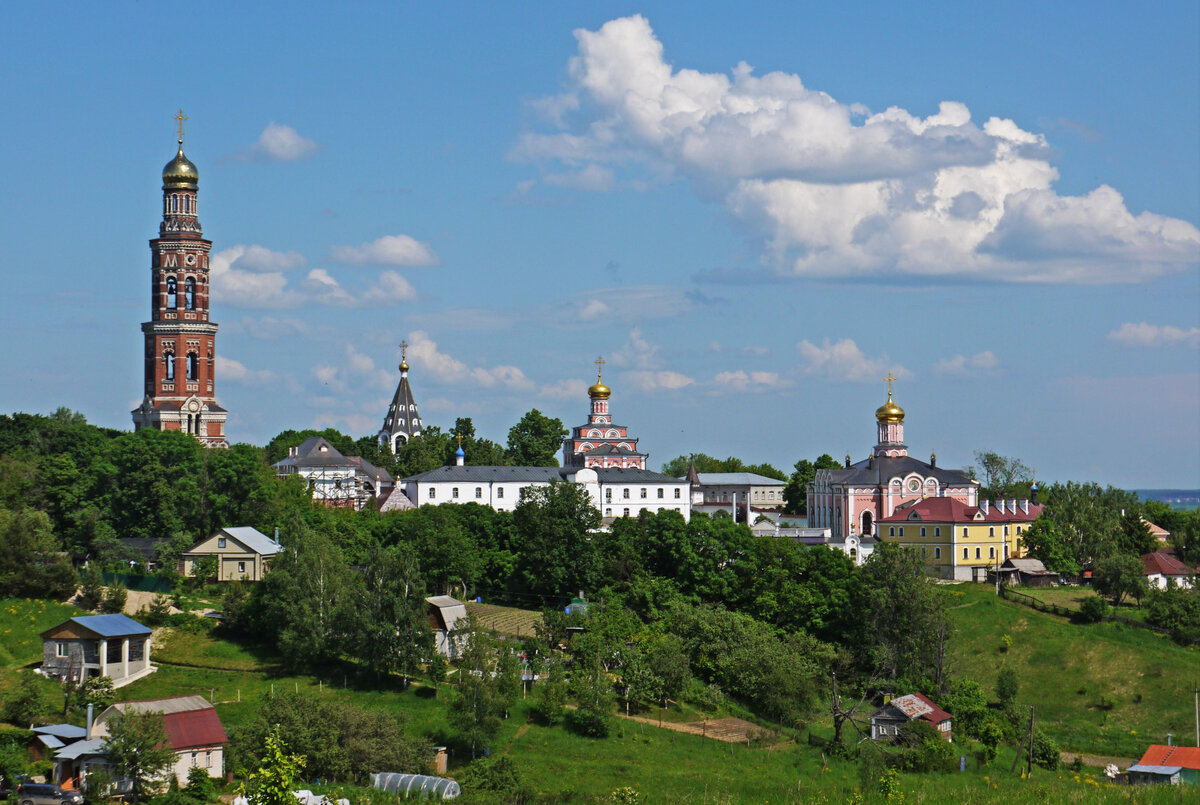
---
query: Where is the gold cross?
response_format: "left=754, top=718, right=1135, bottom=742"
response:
left=883, top=372, right=897, bottom=396
left=456, top=434, right=463, bottom=446
left=399, top=339, right=408, bottom=359
left=595, top=355, right=605, bottom=379
left=174, top=109, right=188, bottom=143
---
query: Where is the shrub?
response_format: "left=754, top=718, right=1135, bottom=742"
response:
left=457, top=757, right=532, bottom=802
left=529, top=664, right=567, bottom=726
left=78, top=565, right=105, bottom=610
left=995, top=667, right=1018, bottom=710
left=100, top=583, right=128, bottom=614
left=1031, top=727, right=1060, bottom=770
left=1078, top=595, right=1108, bottom=623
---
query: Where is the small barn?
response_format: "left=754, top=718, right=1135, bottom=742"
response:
left=1128, top=745, right=1200, bottom=786
left=997, top=557, right=1058, bottom=587
left=870, top=693, right=953, bottom=742
left=425, top=596, right=468, bottom=660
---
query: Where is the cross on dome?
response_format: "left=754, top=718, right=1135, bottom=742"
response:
left=174, top=109, right=188, bottom=144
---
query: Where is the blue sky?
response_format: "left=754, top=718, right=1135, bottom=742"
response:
left=1, top=1, right=1197, bottom=488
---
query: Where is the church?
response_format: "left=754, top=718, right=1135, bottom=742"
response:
left=131, top=112, right=229, bottom=447
left=806, top=377, right=978, bottom=547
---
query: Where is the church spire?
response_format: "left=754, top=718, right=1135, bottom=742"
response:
left=874, top=373, right=907, bottom=458
left=379, top=340, right=422, bottom=452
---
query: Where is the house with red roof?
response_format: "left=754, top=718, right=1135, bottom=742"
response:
left=870, top=693, right=953, bottom=742
left=878, top=496, right=1042, bottom=581
left=94, top=696, right=227, bottom=785
left=1127, top=744, right=1200, bottom=786
left=1140, top=551, right=1196, bottom=590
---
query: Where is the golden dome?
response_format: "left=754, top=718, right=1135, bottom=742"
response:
left=162, top=145, right=198, bottom=189
left=588, top=379, right=611, bottom=399
left=876, top=391, right=905, bottom=423
left=399, top=359, right=410, bottom=372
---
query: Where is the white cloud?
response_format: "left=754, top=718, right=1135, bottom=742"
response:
left=544, top=164, right=615, bottom=192
left=216, top=356, right=277, bottom=384
left=1107, top=322, right=1200, bottom=348
left=330, top=235, right=440, bottom=267
left=741, top=345, right=769, bottom=356
left=565, top=286, right=700, bottom=325
left=516, top=15, right=1200, bottom=283
left=211, top=245, right=421, bottom=309
left=611, top=327, right=660, bottom=369
left=227, top=316, right=308, bottom=340
left=246, top=122, right=318, bottom=161
left=625, top=370, right=695, bottom=391
left=934, top=351, right=1002, bottom=376
left=405, top=330, right=535, bottom=392
left=712, top=370, right=789, bottom=391
left=796, top=338, right=911, bottom=383
left=579, top=299, right=611, bottom=321
left=539, top=378, right=590, bottom=400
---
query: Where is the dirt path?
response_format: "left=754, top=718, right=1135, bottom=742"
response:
left=502, top=723, right=531, bottom=755
left=1060, top=751, right=1134, bottom=769
left=618, top=714, right=773, bottom=744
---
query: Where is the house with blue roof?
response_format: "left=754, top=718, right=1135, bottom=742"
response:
left=40, top=614, right=154, bottom=688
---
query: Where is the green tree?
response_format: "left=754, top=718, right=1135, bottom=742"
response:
left=78, top=564, right=105, bottom=610
left=505, top=409, right=566, bottom=467
left=73, top=676, right=115, bottom=713
left=1117, top=510, right=1156, bottom=557
left=100, top=583, right=128, bottom=614
left=782, top=454, right=840, bottom=515
left=103, top=709, right=176, bottom=804
left=0, top=508, right=77, bottom=599
left=4, top=672, right=50, bottom=726
left=1093, top=553, right=1148, bottom=606
left=530, top=660, right=568, bottom=725
left=240, top=729, right=305, bottom=805
left=1020, top=517, right=1080, bottom=575
left=972, top=451, right=1033, bottom=500
left=995, top=667, right=1018, bottom=710
left=1040, top=481, right=1139, bottom=568
left=448, top=617, right=506, bottom=759
left=513, top=480, right=602, bottom=596
left=184, top=765, right=218, bottom=802
left=350, top=543, right=432, bottom=685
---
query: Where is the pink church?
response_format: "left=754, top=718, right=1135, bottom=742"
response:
left=808, top=380, right=978, bottom=541
left=561, top=358, right=649, bottom=470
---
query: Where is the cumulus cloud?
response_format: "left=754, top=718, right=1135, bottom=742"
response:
left=330, top=235, right=440, bottom=267
left=1108, top=322, right=1200, bottom=348
left=515, top=15, right=1200, bottom=283
left=796, top=338, right=910, bottom=383
left=216, top=356, right=277, bottom=384
left=610, top=328, right=660, bottom=369
left=712, top=370, right=789, bottom=392
left=539, top=378, right=590, bottom=400
left=625, top=370, right=695, bottom=391
left=211, top=245, right=421, bottom=309
left=244, top=123, right=318, bottom=161
left=934, top=351, right=1002, bottom=376
left=405, top=330, right=535, bottom=392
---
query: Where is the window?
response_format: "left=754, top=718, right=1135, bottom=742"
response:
left=935, top=527, right=941, bottom=537
left=888, top=527, right=895, bottom=537
left=218, top=537, right=227, bottom=548
left=623, top=488, right=630, bottom=499
left=962, top=527, right=968, bottom=537
left=238, top=561, right=246, bottom=573
left=640, top=488, right=647, bottom=499
left=475, top=487, right=482, bottom=499
left=429, top=488, right=436, bottom=499
left=192, top=752, right=198, bottom=767
left=605, top=508, right=612, bottom=517
left=185, top=277, right=196, bottom=310
left=605, top=489, right=612, bottom=502
left=56, top=642, right=68, bottom=658
left=975, top=547, right=981, bottom=559
left=1004, top=525, right=1009, bottom=536
left=166, top=276, right=177, bottom=308
left=623, top=508, right=630, bottom=517
left=206, top=751, right=212, bottom=769
left=187, top=352, right=199, bottom=380
left=898, top=527, right=905, bottom=537
left=164, top=351, right=175, bottom=380
left=452, top=487, right=459, bottom=499
left=962, top=547, right=968, bottom=559
left=657, top=488, right=664, bottom=499
left=934, top=547, right=941, bottom=559
left=129, top=641, right=144, bottom=661
left=1016, top=526, right=1023, bottom=535
left=988, top=547, right=994, bottom=559
left=921, top=527, right=926, bottom=537
left=674, top=488, right=681, bottom=499
left=988, top=527, right=995, bottom=537
left=497, top=487, right=504, bottom=499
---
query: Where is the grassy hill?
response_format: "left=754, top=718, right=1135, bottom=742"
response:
left=947, top=583, right=1199, bottom=758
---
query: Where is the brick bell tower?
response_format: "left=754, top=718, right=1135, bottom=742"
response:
left=131, top=111, right=228, bottom=446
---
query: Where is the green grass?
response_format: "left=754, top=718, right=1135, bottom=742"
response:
left=154, top=624, right=270, bottom=671
left=0, top=598, right=81, bottom=668
left=947, top=583, right=1199, bottom=757
left=1012, top=586, right=1149, bottom=623
left=465, top=602, right=543, bottom=637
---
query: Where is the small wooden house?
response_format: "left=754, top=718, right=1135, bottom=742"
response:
left=870, top=693, right=953, bottom=742
left=182, top=526, right=282, bottom=582
left=425, top=596, right=468, bottom=660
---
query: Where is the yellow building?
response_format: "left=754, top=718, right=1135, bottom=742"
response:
left=879, top=497, right=1043, bottom=581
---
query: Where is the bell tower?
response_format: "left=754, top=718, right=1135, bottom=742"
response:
left=873, top=373, right=906, bottom=458
left=131, top=111, right=228, bottom=446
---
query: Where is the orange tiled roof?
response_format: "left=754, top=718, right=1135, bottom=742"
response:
left=1138, top=744, right=1200, bottom=770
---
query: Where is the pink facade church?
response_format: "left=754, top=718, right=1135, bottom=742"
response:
left=561, top=358, right=648, bottom=470
left=808, top=377, right=978, bottom=543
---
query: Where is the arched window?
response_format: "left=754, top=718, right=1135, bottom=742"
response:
left=164, top=351, right=175, bottom=380
left=166, top=277, right=177, bottom=308
left=861, top=511, right=873, bottom=537
left=187, top=353, right=199, bottom=380
left=185, top=277, right=196, bottom=310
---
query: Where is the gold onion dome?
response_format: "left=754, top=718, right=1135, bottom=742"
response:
left=162, top=145, right=199, bottom=189
left=876, top=392, right=905, bottom=423
left=399, top=359, right=410, bottom=372
left=588, top=377, right=611, bottom=399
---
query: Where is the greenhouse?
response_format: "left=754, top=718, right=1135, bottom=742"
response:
left=371, top=772, right=461, bottom=800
